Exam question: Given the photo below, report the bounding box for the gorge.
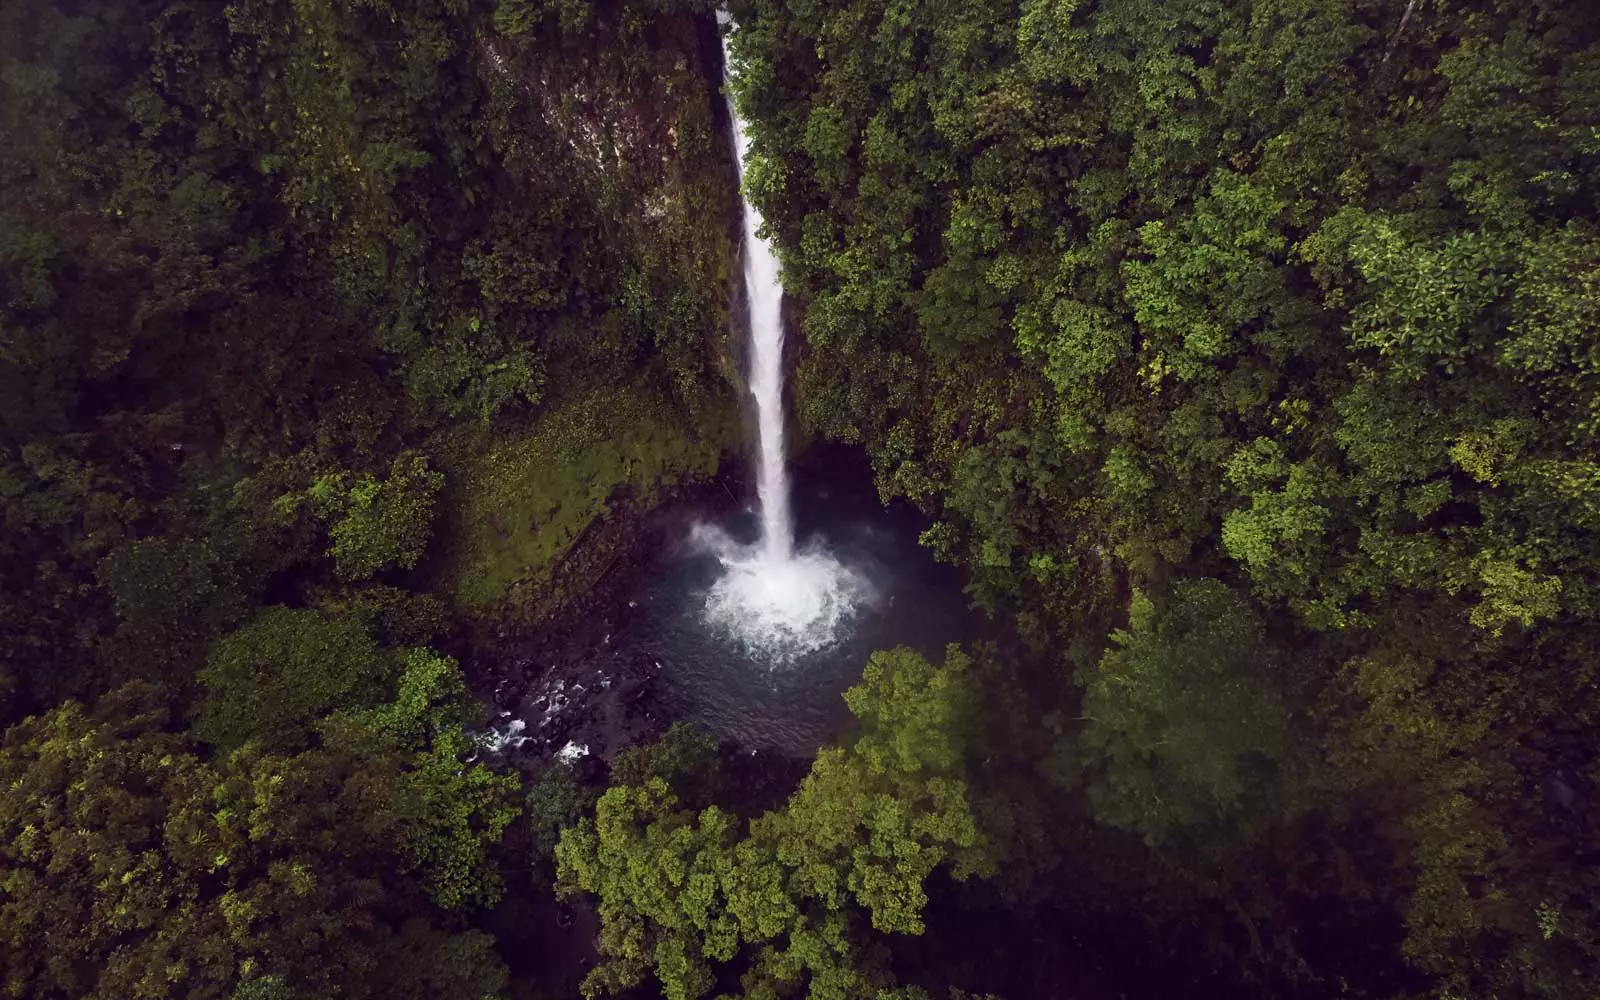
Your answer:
[3,2,1596,999]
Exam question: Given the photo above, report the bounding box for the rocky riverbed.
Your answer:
[452,476,737,775]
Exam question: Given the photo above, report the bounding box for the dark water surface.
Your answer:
[594,447,980,756]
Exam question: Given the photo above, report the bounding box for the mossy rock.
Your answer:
[441,389,736,610]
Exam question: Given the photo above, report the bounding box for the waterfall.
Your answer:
[723,61,793,563]
[692,20,868,665]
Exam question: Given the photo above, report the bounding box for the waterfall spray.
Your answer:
[693,20,867,664]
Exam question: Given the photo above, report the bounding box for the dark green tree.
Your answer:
[726,0,1600,993]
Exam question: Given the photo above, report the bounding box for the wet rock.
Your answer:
[453,478,741,772]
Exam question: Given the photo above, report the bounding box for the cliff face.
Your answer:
[482,5,742,392]
[439,5,747,618]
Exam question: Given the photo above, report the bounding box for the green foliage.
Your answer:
[302,452,445,582]
[95,535,248,681]
[1074,581,1295,844]
[444,388,733,608]
[730,0,1600,993]
[194,606,391,754]
[313,584,449,647]
[767,647,994,935]
[611,721,726,809]
[525,764,599,875]
[191,607,519,910]
[557,647,997,1000]
[13,0,1600,994]
[343,646,521,909]
[0,0,737,707]
[0,0,739,995]
[0,683,511,1000]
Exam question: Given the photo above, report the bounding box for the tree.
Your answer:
[730,0,1600,991]
[302,452,445,582]
[0,0,737,710]
[194,606,390,753]
[1072,581,1295,845]
[557,647,997,1000]
[0,682,512,1000]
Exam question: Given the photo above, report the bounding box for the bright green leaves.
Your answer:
[556,780,743,1000]
[1344,218,1512,378]
[558,647,996,1000]
[1123,171,1289,384]
[1468,553,1564,636]
[324,654,512,910]
[0,683,511,1000]
[1019,294,1131,397]
[1503,222,1600,438]
[356,647,472,746]
[0,692,224,999]
[196,608,516,910]
[1219,439,1332,602]
[372,707,520,910]
[1446,417,1536,492]
[303,451,443,581]
[1015,0,1091,88]
[1101,445,1154,503]
[803,104,856,193]
[736,0,1600,995]
[843,647,970,777]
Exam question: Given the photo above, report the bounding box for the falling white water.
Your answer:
[723,31,792,563]
[696,21,868,664]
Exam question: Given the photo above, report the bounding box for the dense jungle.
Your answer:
[2,0,1599,998]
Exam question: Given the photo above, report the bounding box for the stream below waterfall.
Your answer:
[470,445,983,763]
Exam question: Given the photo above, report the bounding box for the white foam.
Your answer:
[478,717,528,752]
[693,524,870,664]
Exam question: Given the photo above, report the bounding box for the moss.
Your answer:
[441,389,735,610]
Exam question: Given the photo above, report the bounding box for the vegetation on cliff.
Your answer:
[0,0,732,993]
[3,0,1599,998]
